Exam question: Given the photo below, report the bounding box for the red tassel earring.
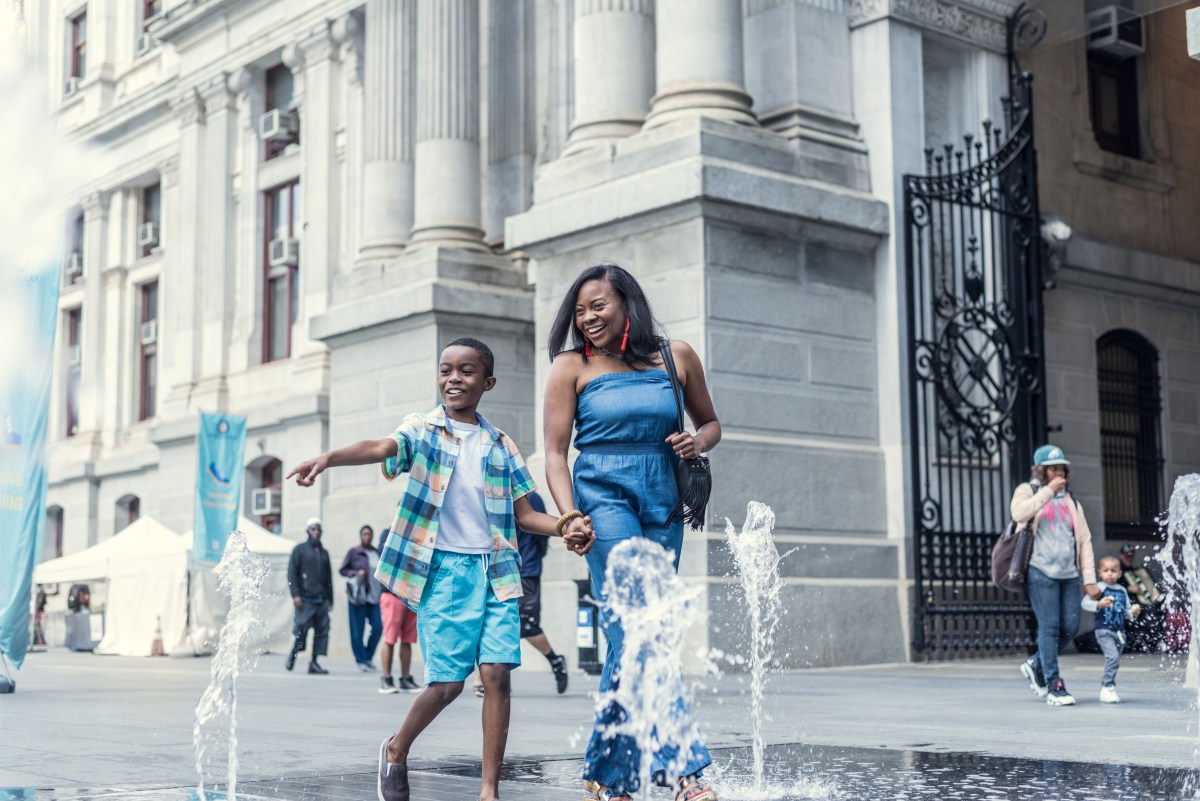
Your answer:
[620,318,630,353]
[584,341,594,357]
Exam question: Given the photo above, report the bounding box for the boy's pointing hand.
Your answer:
[287,455,330,487]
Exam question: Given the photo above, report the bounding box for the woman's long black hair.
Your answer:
[547,262,666,370]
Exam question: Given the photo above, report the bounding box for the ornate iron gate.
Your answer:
[905,54,1047,656]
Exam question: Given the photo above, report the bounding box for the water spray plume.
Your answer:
[194,531,270,801]
[598,538,706,800]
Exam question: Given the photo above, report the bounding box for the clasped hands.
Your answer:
[562,515,596,556]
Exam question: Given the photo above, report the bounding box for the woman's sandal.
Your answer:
[675,776,717,801]
[582,780,633,801]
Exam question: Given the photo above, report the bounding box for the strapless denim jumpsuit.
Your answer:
[573,370,712,793]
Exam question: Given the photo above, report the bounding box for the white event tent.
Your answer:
[33,516,297,656]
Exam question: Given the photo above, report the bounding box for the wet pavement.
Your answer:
[6,742,1199,801]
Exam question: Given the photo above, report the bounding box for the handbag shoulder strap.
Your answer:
[658,339,686,434]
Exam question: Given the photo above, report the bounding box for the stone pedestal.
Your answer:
[508,115,907,668]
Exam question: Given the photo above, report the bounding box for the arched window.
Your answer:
[45,506,64,560]
[115,494,140,534]
[247,456,283,534]
[1097,330,1164,540]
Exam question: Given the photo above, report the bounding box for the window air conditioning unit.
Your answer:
[1086,5,1145,58]
[63,76,79,97]
[135,33,154,56]
[140,320,157,345]
[268,237,299,267]
[258,108,299,143]
[137,221,159,249]
[251,487,281,516]
[65,252,83,279]
[67,345,81,366]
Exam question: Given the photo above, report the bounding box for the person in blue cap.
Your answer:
[1013,445,1100,706]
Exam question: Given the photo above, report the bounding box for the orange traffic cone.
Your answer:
[151,615,165,656]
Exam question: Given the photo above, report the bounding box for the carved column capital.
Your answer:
[157,155,180,188]
[332,11,364,84]
[171,87,205,126]
[80,190,111,218]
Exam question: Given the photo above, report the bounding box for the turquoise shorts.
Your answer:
[418,550,521,684]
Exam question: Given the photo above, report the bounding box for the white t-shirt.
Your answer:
[435,421,492,554]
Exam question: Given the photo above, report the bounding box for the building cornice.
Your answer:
[848,0,1020,52]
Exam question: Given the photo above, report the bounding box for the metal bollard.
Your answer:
[575,578,603,675]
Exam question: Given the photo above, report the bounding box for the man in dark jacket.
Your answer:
[286,517,334,674]
[339,524,384,671]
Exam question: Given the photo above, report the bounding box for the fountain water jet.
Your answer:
[724,501,796,794]
[193,531,270,801]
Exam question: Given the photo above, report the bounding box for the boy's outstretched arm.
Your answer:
[513,494,595,555]
[287,438,398,487]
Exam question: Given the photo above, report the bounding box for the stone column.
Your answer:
[408,0,487,251]
[644,0,755,128]
[230,67,263,375]
[77,190,110,437]
[287,23,339,360]
[196,73,238,395]
[564,0,655,153]
[333,12,365,273]
[162,88,204,415]
[360,0,415,258]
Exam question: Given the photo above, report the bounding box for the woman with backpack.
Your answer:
[1013,445,1100,706]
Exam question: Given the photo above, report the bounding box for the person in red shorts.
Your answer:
[378,536,421,694]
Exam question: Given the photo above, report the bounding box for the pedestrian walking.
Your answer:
[378,567,421,694]
[1082,555,1143,703]
[340,524,384,672]
[1014,445,1100,706]
[517,490,570,694]
[286,517,334,675]
[543,263,720,801]
[287,336,595,801]
[1116,543,1166,652]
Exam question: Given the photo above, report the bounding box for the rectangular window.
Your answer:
[138,282,158,421]
[141,183,161,258]
[66,212,84,286]
[65,308,82,437]
[263,181,300,363]
[1088,51,1140,159]
[264,65,297,160]
[143,0,161,26]
[69,12,87,79]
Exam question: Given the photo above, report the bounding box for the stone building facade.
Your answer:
[19,0,1200,667]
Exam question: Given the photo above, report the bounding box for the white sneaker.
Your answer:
[1046,679,1076,706]
[1100,685,1121,704]
[1020,657,1048,698]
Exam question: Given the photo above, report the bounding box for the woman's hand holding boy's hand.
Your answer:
[287,455,331,487]
[563,516,595,556]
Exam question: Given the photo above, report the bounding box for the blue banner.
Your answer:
[194,413,247,563]
[0,265,61,668]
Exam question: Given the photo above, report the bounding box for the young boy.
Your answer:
[1081,555,1142,704]
[287,337,595,801]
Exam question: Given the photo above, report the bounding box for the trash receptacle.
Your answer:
[575,578,602,675]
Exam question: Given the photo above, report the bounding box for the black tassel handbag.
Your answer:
[659,341,712,531]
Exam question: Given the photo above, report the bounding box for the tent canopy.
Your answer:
[33,516,183,586]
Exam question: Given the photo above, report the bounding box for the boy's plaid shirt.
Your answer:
[373,405,537,611]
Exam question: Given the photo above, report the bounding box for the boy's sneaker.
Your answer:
[379,675,399,695]
[549,654,569,695]
[377,736,409,801]
[473,683,486,698]
[1046,679,1075,706]
[1100,684,1121,704]
[398,675,421,693]
[1019,657,1048,698]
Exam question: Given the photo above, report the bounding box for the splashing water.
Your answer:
[598,538,705,800]
[1160,475,1200,782]
[724,502,796,795]
[193,531,270,801]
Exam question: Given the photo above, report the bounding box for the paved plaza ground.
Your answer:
[1,648,1198,799]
